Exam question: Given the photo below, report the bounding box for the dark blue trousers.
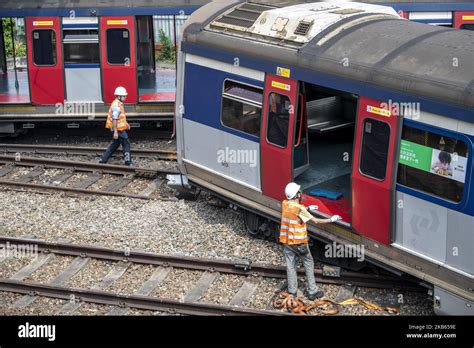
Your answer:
[100,131,131,165]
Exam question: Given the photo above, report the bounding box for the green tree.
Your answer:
[157,28,175,63]
[2,18,27,59]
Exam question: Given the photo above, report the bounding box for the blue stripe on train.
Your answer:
[183,62,263,143]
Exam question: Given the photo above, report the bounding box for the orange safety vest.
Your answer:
[279,200,309,245]
[106,99,130,131]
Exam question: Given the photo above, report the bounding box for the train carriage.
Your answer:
[0,0,209,134]
[173,0,474,315]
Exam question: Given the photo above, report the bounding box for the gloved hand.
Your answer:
[308,205,319,212]
[330,215,342,222]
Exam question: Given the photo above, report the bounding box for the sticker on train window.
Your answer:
[397,126,468,202]
[399,140,468,184]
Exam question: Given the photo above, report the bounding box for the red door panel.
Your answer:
[351,97,400,245]
[26,17,64,105]
[100,16,137,104]
[454,11,474,29]
[261,75,298,201]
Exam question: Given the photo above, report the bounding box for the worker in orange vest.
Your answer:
[281,182,342,300]
[99,86,132,166]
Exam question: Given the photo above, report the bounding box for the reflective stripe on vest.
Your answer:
[279,200,308,245]
[106,100,130,131]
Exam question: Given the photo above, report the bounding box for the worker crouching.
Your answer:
[100,86,132,166]
[281,182,342,300]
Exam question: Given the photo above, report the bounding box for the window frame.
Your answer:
[105,28,131,66]
[396,122,470,204]
[358,117,392,182]
[219,78,263,138]
[265,92,292,149]
[32,28,57,67]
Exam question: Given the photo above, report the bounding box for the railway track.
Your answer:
[0,155,179,200]
[0,144,177,161]
[0,237,425,316]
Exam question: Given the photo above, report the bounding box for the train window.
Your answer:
[32,30,57,66]
[460,24,474,31]
[359,119,390,180]
[221,80,262,137]
[64,43,100,64]
[106,29,131,65]
[63,30,99,64]
[397,126,468,202]
[267,93,291,148]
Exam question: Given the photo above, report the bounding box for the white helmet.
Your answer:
[114,86,128,96]
[285,182,301,200]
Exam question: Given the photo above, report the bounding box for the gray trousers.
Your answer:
[283,243,318,296]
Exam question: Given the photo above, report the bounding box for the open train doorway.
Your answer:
[294,82,358,225]
[137,15,187,103]
[0,17,29,104]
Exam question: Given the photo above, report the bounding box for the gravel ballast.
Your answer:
[0,188,434,316]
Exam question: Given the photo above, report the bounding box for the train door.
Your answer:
[26,17,64,104]
[454,11,474,30]
[351,97,400,245]
[100,16,137,104]
[260,74,298,201]
[63,17,101,102]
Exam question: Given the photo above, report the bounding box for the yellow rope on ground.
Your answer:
[273,291,400,316]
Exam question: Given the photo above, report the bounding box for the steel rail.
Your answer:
[0,144,177,160]
[0,180,178,200]
[0,279,288,316]
[0,155,179,177]
[0,236,424,291]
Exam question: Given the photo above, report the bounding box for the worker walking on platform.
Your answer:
[280,182,341,300]
[100,86,132,166]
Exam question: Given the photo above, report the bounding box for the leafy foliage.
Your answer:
[157,29,175,63]
[2,18,27,59]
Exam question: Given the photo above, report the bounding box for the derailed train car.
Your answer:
[172,1,474,314]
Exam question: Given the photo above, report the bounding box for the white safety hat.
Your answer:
[114,86,128,96]
[285,182,301,200]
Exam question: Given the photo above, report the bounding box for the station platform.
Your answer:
[138,68,176,102]
[0,70,30,103]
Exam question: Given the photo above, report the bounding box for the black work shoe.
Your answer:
[308,290,324,300]
[125,162,132,166]
[98,159,106,164]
